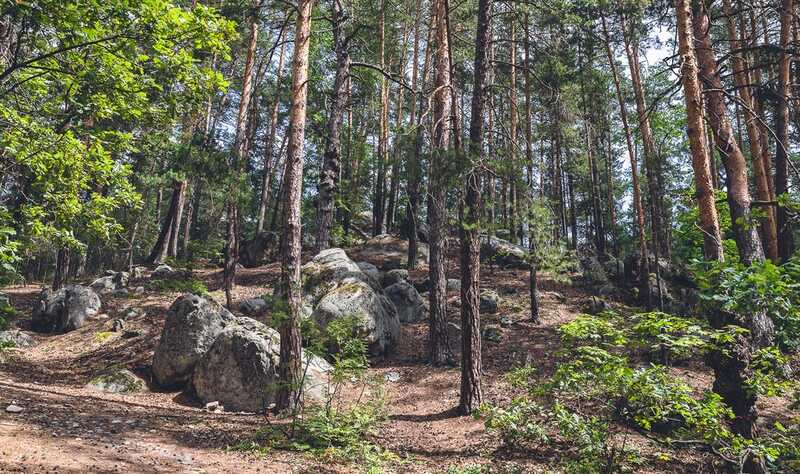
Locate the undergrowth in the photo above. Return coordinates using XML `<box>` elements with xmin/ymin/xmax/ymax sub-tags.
<box><xmin>478</xmin><ymin>310</ymin><xmax>800</xmax><ymax>473</ymax></box>
<box><xmin>231</xmin><ymin>315</ymin><xmax>400</xmax><ymax>473</ymax></box>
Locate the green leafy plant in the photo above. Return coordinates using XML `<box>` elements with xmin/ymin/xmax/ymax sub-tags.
<box><xmin>558</xmin><ymin>312</ymin><xmax>627</xmax><ymax>348</ymax></box>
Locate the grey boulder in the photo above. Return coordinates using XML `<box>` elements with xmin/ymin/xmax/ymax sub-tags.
<box><xmin>480</xmin><ymin>236</ymin><xmax>530</xmax><ymax>269</ymax></box>
<box><xmin>303</xmin><ymin>248</ymin><xmax>400</xmax><ymax>355</ymax></box>
<box><xmin>151</xmin><ymin>294</ymin><xmax>237</xmax><ymax>387</ymax></box>
<box><xmin>0</xmin><ymin>330</ymin><xmax>35</xmax><ymax>348</ymax></box>
<box><xmin>384</xmin><ymin>280</ymin><xmax>426</xmax><ymax>323</ymax></box>
<box><xmin>239</xmin><ymin>297</ymin><xmax>270</xmax><ymax>317</ymax></box>
<box><xmin>31</xmin><ymin>285</ymin><xmax>101</xmax><ymax>333</ymax></box>
<box><xmin>191</xmin><ymin>317</ymin><xmax>330</xmax><ymax>412</ymax></box>
<box><xmin>86</xmin><ymin>369</ymin><xmax>145</xmax><ymax>394</ymax></box>
<box><xmin>479</xmin><ymin>289</ymin><xmax>501</xmax><ymax>314</ymax></box>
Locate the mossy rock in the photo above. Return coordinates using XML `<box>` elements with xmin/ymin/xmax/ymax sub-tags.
<box><xmin>87</xmin><ymin>369</ymin><xmax>145</xmax><ymax>394</ymax></box>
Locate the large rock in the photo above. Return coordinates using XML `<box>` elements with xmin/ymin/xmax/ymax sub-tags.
<box><xmin>348</xmin><ymin>234</ymin><xmax>428</xmax><ymax>270</ymax></box>
<box><xmin>152</xmin><ymin>264</ymin><xmax>173</xmax><ymax>279</ymax></box>
<box><xmin>302</xmin><ymin>248</ymin><xmax>400</xmax><ymax>355</ymax></box>
<box><xmin>191</xmin><ymin>317</ymin><xmax>330</xmax><ymax>412</ymax></box>
<box><xmin>384</xmin><ymin>281</ymin><xmax>426</xmax><ymax>323</ymax></box>
<box><xmin>239</xmin><ymin>231</ymin><xmax>280</xmax><ymax>268</ymax></box>
<box><xmin>86</xmin><ymin>369</ymin><xmax>145</xmax><ymax>394</ymax></box>
<box><xmin>581</xmin><ymin>256</ymin><xmax>609</xmax><ymax>287</ymax></box>
<box><xmin>480</xmin><ymin>236</ymin><xmax>530</xmax><ymax>269</ymax></box>
<box><xmin>356</xmin><ymin>261</ymin><xmax>382</xmax><ymax>285</ymax></box>
<box><xmin>381</xmin><ymin>269</ymin><xmax>409</xmax><ymax>288</ymax></box>
<box><xmin>152</xmin><ymin>294</ymin><xmax>237</xmax><ymax>387</ymax></box>
<box><xmin>0</xmin><ymin>330</ymin><xmax>35</xmax><ymax>348</ymax></box>
<box><xmin>31</xmin><ymin>285</ymin><xmax>101</xmax><ymax>333</ymax></box>
<box><xmin>90</xmin><ymin>271</ymin><xmax>129</xmax><ymax>294</ymax></box>
<box><xmin>239</xmin><ymin>297</ymin><xmax>270</xmax><ymax>317</ymax></box>
<box><xmin>479</xmin><ymin>289</ymin><xmax>501</xmax><ymax>314</ymax></box>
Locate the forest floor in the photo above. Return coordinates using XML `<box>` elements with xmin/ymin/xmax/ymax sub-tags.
<box><xmin>0</xmin><ymin>249</ymin><xmax>767</xmax><ymax>473</ymax></box>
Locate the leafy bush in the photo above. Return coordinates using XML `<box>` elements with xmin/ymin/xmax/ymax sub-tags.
<box><xmin>235</xmin><ymin>314</ymin><xmax>398</xmax><ymax>472</ymax></box>
<box><xmin>622</xmin><ymin>366</ymin><xmax>733</xmax><ymax>442</ymax></box>
<box><xmin>694</xmin><ymin>258</ymin><xmax>800</xmax><ymax>351</ymax></box>
<box><xmin>478</xmin><ymin>397</ymin><xmax>548</xmax><ymax>449</ymax></box>
<box><xmin>558</xmin><ymin>312</ymin><xmax>627</xmax><ymax>348</ymax></box>
<box><xmin>0</xmin><ymin>294</ymin><xmax>18</xmax><ymax>331</ymax></box>
<box><xmin>631</xmin><ymin>311</ymin><xmax>711</xmax><ymax>363</ymax></box>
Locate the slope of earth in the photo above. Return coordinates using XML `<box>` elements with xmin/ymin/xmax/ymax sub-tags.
<box><xmin>0</xmin><ymin>255</ymin><xmax>721</xmax><ymax>473</ymax></box>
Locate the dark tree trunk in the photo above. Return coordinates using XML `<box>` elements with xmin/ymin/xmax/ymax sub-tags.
<box><xmin>315</xmin><ymin>0</ymin><xmax>350</xmax><ymax>253</ymax></box>
<box><xmin>458</xmin><ymin>0</ymin><xmax>491</xmax><ymax>416</ymax></box>
<box><xmin>146</xmin><ymin>180</ymin><xmax>182</xmax><ymax>265</ymax></box>
<box><xmin>428</xmin><ymin>0</ymin><xmax>453</xmax><ymax>366</ymax></box>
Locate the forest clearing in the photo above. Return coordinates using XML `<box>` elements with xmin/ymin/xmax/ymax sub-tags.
<box><xmin>1</xmin><ymin>0</ymin><xmax>799</xmax><ymax>472</ymax></box>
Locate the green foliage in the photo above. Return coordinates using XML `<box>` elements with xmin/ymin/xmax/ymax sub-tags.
<box><xmin>558</xmin><ymin>313</ymin><xmax>628</xmax><ymax>348</ymax></box>
<box><xmin>146</xmin><ymin>278</ymin><xmax>208</xmax><ymax>296</ymax></box>
<box><xmin>1</xmin><ymin>0</ymin><xmax>235</xmax><ymax>270</ymax></box>
<box><xmin>236</xmin><ymin>313</ymin><xmax>397</xmax><ymax>472</ymax></box>
<box><xmin>0</xmin><ymin>293</ymin><xmax>17</xmax><ymax>331</ymax></box>
<box><xmin>479</xmin><ymin>398</ymin><xmax>549</xmax><ymax>449</ymax></box>
<box><xmin>673</xmin><ymin>191</ymin><xmax>738</xmax><ymax>266</ymax></box>
<box><xmin>621</xmin><ymin>366</ymin><xmax>733</xmax><ymax>442</ymax></box>
<box><xmin>694</xmin><ymin>258</ymin><xmax>800</xmax><ymax>351</ymax></box>
<box><xmin>631</xmin><ymin>311</ymin><xmax>711</xmax><ymax>362</ymax></box>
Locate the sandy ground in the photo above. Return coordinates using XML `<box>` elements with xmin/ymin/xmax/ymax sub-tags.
<box><xmin>0</xmin><ymin>257</ymin><xmax>736</xmax><ymax>473</ymax></box>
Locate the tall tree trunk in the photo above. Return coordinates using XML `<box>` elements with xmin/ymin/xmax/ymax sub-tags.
<box><xmin>408</xmin><ymin>6</ymin><xmax>432</xmax><ymax>269</ymax></box>
<box><xmin>257</xmin><ymin>33</ymin><xmax>287</xmax><ymax>234</ymax></box>
<box><xmin>604</xmin><ymin>122</ymin><xmax>618</xmax><ymax>258</ymax></box>
<box><xmin>523</xmin><ymin>11</ymin><xmax>540</xmax><ymax>322</ymax></box>
<box><xmin>620</xmin><ymin>12</ymin><xmax>668</xmax><ymax>259</ymax></box>
<box><xmin>694</xmin><ymin>8</ymin><xmax>775</xmax><ymax>466</ymax></box>
<box><xmin>600</xmin><ymin>13</ymin><xmax>651</xmax><ymax>303</ymax></box>
<box><xmin>53</xmin><ymin>246</ymin><xmax>70</xmax><ymax>290</ymax></box>
<box><xmin>276</xmin><ymin>0</ymin><xmax>314</xmax><ymax>413</ymax></box>
<box><xmin>722</xmin><ymin>0</ymin><xmax>779</xmax><ymax>262</ymax></box>
<box><xmin>386</xmin><ymin>19</ymin><xmax>412</xmax><ymax>233</ymax></box>
<box><xmin>373</xmin><ymin>0</ymin><xmax>389</xmax><ymax>236</ymax></box>
<box><xmin>507</xmin><ymin>12</ymin><xmax>518</xmax><ymax>244</ymax></box>
<box><xmin>182</xmin><ymin>182</ymin><xmax>195</xmax><ymax>258</ymax></box>
<box><xmin>775</xmin><ymin>0</ymin><xmax>794</xmax><ymax>261</ymax></box>
<box><xmin>146</xmin><ymin>180</ymin><xmax>182</xmax><ymax>265</ymax></box>
<box><xmin>168</xmin><ymin>180</ymin><xmax>187</xmax><ymax>258</ymax></box>
<box><xmin>459</xmin><ymin>0</ymin><xmax>492</xmax><ymax>416</ymax></box>
<box><xmin>673</xmin><ymin>0</ymin><xmax>724</xmax><ymax>263</ymax></box>
<box><xmin>223</xmin><ymin>2</ymin><xmax>259</xmax><ymax>307</ymax></box>
<box><xmin>428</xmin><ymin>0</ymin><xmax>453</xmax><ymax>365</ymax></box>
<box><xmin>315</xmin><ymin>0</ymin><xmax>350</xmax><ymax>253</ymax></box>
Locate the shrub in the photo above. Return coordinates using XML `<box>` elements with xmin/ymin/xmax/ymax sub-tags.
<box><xmin>558</xmin><ymin>313</ymin><xmax>627</xmax><ymax>348</ymax></box>
<box><xmin>631</xmin><ymin>311</ymin><xmax>711</xmax><ymax>363</ymax></box>
<box><xmin>694</xmin><ymin>258</ymin><xmax>800</xmax><ymax>352</ymax></box>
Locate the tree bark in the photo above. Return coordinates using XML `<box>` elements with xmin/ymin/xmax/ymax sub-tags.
<box><xmin>620</xmin><ymin>12</ymin><xmax>668</xmax><ymax>259</ymax></box>
<box><xmin>775</xmin><ymin>0</ymin><xmax>794</xmax><ymax>261</ymax></box>
<box><xmin>373</xmin><ymin>0</ymin><xmax>389</xmax><ymax>236</ymax></box>
<box><xmin>694</xmin><ymin>6</ymin><xmax>775</xmax><ymax>457</ymax></box>
<box><xmin>428</xmin><ymin>0</ymin><xmax>453</xmax><ymax>365</ymax></box>
<box><xmin>315</xmin><ymin>0</ymin><xmax>350</xmax><ymax>253</ymax></box>
<box><xmin>673</xmin><ymin>0</ymin><xmax>724</xmax><ymax>263</ymax></box>
<box><xmin>257</xmin><ymin>32</ymin><xmax>287</xmax><ymax>234</ymax></box>
<box><xmin>722</xmin><ymin>0</ymin><xmax>778</xmax><ymax>262</ymax></box>
<box><xmin>600</xmin><ymin>13</ymin><xmax>651</xmax><ymax>302</ymax></box>
<box><xmin>459</xmin><ymin>0</ymin><xmax>491</xmax><ymax>416</ymax></box>
<box><xmin>223</xmin><ymin>1</ymin><xmax>259</xmax><ymax>307</ymax></box>
<box><xmin>408</xmin><ymin>5</ymin><xmax>432</xmax><ymax>270</ymax></box>
<box><xmin>276</xmin><ymin>0</ymin><xmax>314</xmax><ymax>413</ymax></box>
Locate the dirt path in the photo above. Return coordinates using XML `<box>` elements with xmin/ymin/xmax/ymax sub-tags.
<box><xmin>0</xmin><ymin>265</ymin><xmax>594</xmax><ymax>473</ymax></box>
